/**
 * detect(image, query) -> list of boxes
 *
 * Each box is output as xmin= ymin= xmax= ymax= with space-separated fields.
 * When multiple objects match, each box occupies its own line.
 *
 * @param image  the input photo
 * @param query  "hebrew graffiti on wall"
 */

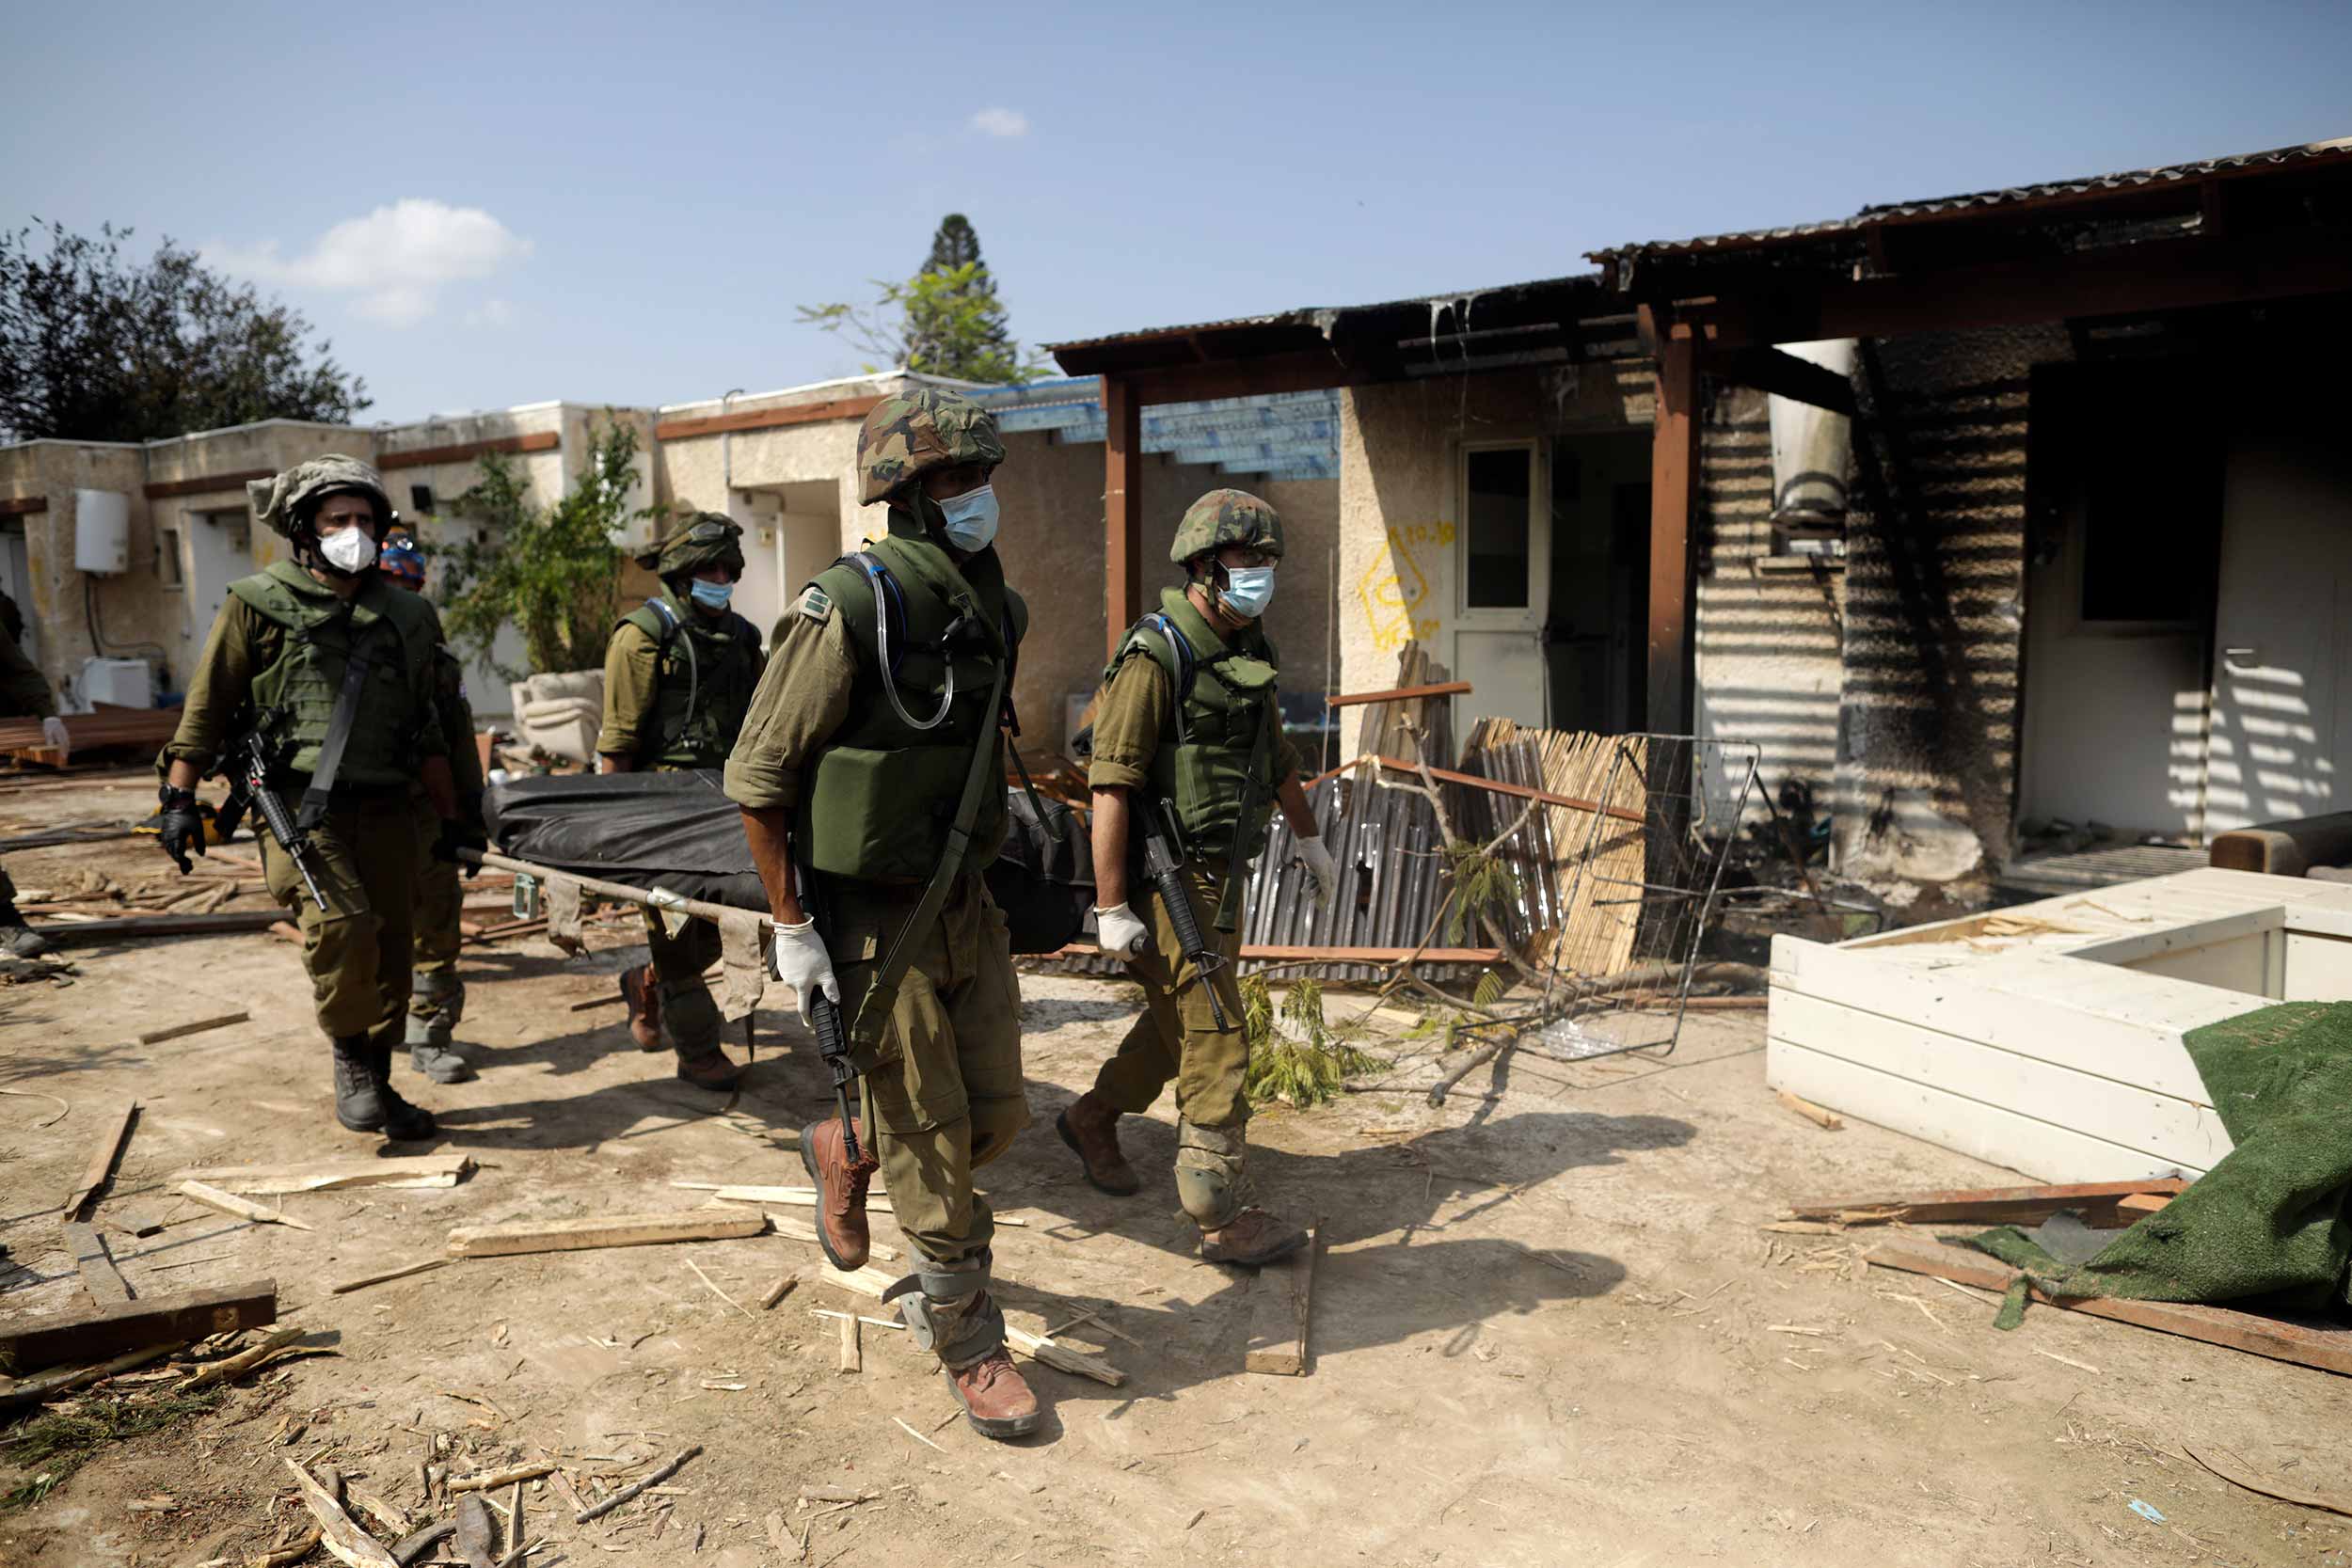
xmin=1356 ymin=523 xmax=1451 ymax=653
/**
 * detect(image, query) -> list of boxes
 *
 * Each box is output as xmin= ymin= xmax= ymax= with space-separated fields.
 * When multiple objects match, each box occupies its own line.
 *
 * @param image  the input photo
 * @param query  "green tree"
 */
xmin=797 ymin=213 xmax=1047 ymax=384
xmin=0 ymin=221 xmax=367 ymax=442
xmin=434 ymin=417 xmax=647 ymax=680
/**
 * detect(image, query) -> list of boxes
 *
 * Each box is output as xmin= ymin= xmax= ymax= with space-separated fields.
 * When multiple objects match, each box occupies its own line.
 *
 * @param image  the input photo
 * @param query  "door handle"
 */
xmin=2222 ymin=646 xmax=2260 ymax=673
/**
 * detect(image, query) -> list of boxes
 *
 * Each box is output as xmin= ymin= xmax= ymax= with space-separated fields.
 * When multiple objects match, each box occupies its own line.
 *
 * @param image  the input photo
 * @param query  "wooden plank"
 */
xmin=63 ymin=1099 xmax=139 ymax=1222
xmin=1243 ymin=1225 xmax=1318 ymax=1376
xmin=1767 ymin=1037 xmax=2209 ymax=1184
xmin=445 ymin=1212 xmax=766 ymax=1258
xmin=1326 ymin=681 xmax=1473 ymax=709
xmin=837 ymin=1312 xmax=861 ymax=1373
xmin=1776 ymin=1090 xmax=1844 ymax=1131
xmin=0 ymin=1278 xmax=277 ymax=1374
xmin=1364 ymin=755 xmax=1645 ymax=826
xmin=1867 ymin=1238 xmax=2352 ymax=1378
xmin=1788 ymin=1177 xmax=2192 ymax=1227
xmin=0 ymin=495 xmax=47 ymax=516
xmin=0 ymin=1339 xmax=182 ymax=1412
xmin=1103 ymin=374 xmax=1143 ymax=661
xmin=136 ymin=1011 xmax=249 ymax=1046
xmin=182 ymin=1153 xmax=472 ymax=1196
xmin=330 ymin=1258 xmax=448 ymax=1295
xmin=1768 ymin=989 xmax=2232 ymax=1169
xmin=178 ymin=1180 xmax=315 ymax=1230
xmin=142 ymin=467 xmax=275 ymax=501
xmin=2116 ymin=1192 xmax=2173 ymax=1220
xmin=63 ymin=1221 xmax=131 ymax=1305
xmin=1005 ymin=1325 xmax=1127 ymax=1387
xmin=1710 ymin=345 xmax=1855 ymax=415
xmin=283 ymin=1457 xmax=403 ymax=1567
xmin=653 ymin=395 xmax=882 ymax=443
xmin=1645 ymin=310 xmax=1699 ymax=736
xmin=375 ymin=430 xmax=561 ymax=470
xmin=38 ymin=911 xmax=284 ymax=944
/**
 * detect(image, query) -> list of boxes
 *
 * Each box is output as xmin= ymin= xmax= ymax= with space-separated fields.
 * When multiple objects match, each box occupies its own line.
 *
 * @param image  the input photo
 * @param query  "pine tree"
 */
xmin=797 ymin=213 xmax=1046 ymax=385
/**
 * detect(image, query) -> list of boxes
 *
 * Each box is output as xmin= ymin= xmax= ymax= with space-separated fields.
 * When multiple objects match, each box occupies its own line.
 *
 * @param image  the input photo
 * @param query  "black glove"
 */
xmin=434 ymin=813 xmax=488 ymax=878
xmin=157 ymin=785 xmax=207 ymax=874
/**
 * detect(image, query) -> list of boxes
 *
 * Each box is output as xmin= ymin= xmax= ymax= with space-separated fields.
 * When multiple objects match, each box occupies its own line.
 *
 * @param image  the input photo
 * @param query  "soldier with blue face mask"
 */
xmin=1062 ymin=488 xmax=1339 ymax=1267
xmin=596 ymin=511 xmax=764 ymax=1089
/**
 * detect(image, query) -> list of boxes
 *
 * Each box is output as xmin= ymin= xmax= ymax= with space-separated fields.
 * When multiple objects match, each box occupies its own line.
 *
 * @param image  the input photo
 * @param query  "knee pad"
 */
xmin=883 ymin=1252 xmax=1003 ymax=1366
xmin=1173 ymin=1117 xmax=1251 ymax=1229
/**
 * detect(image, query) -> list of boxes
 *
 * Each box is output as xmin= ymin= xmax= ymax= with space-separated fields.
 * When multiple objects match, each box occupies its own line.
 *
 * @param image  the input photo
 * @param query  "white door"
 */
xmin=1454 ymin=442 xmax=1549 ymax=730
xmin=2203 ymin=411 xmax=2352 ymax=834
xmin=183 ymin=508 xmax=250 ymax=643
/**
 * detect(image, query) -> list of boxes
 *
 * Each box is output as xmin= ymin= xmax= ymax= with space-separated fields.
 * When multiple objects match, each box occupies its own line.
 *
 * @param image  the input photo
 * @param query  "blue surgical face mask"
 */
xmin=1219 ymin=565 xmax=1276 ymax=620
xmin=689 ymin=578 xmax=735 ymax=610
xmin=936 ymin=484 xmax=1000 ymax=552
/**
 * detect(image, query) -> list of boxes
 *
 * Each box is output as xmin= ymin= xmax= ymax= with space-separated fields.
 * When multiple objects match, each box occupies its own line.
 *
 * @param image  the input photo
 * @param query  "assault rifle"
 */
xmin=214 ymin=724 xmax=333 ymax=914
xmin=797 ymin=864 xmax=864 ymax=1165
xmin=1140 ymin=797 xmax=1229 ymax=1031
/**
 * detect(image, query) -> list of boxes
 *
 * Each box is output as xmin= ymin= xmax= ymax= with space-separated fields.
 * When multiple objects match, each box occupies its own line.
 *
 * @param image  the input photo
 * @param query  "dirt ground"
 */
xmin=2 ymin=768 xmax=2346 ymax=1568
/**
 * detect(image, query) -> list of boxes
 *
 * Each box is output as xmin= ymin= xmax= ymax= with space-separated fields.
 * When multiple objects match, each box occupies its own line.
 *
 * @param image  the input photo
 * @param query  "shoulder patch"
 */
xmin=796 ymin=584 xmax=833 ymax=622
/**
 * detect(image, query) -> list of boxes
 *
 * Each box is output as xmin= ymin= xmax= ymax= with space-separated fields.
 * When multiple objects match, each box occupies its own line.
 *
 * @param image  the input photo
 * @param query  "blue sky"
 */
xmin=8 ymin=1 xmax=2347 ymax=423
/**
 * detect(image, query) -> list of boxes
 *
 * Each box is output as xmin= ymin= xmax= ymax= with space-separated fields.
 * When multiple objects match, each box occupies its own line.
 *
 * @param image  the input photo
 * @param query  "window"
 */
xmin=156 ymin=527 xmax=183 ymax=588
xmin=1463 ymin=446 xmax=1534 ymax=609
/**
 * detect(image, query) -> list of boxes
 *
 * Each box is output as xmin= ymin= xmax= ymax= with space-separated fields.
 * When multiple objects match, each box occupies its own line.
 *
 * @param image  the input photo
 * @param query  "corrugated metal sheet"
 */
xmin=964 ymin=382 xmax=1343 ymax=478
xmin=1590 ymin=137 xmax=2352 ymax=264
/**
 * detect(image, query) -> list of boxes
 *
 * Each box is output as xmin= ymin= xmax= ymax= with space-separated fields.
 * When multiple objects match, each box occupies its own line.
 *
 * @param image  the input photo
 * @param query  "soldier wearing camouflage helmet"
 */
xmin=155 ymin=454 xmax=466 ymax=1143
xmin=725 ymin=386 xmax=1043 ymax=1439
xmin=597 ymin=509 xmax=765 ymax=1090
xmin=1060 ymin=488 xmax=1338 ymax=1267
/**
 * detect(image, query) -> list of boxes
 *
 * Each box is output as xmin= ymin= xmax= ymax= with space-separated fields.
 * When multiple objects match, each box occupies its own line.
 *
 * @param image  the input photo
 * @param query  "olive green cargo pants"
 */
xmin=1093 ymin=862 xmax=1250 ymax=1130
xmin=828 ymin=874 xmax=1027 ymax=1268
xmin=406 ymin=793 xmax=464 ymax=1027
xmin=260 ymin=790 xmax=415 ymax=1044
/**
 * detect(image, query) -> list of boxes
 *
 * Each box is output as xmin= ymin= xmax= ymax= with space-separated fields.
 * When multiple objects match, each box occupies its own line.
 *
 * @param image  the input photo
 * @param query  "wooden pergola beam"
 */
xmin=1103 ymin=374 xmax=1144 ymax=658
xmin=1711 ymin=345 xmax=1855 ymax=416
xmin=1644 ymin=308 xmax=1701 ymax=735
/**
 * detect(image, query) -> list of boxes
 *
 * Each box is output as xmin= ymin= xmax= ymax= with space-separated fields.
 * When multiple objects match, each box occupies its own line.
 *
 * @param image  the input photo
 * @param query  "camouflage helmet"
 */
xmin=636 ymin=511 xmax=745 ymax=578
xmin=1169 ymin=488 xmax=1284 ymax=568
xmin=856 ymin=388 xmax=1005 ymax=506
xmin=246 ymin=454 xmax=391 ymax=540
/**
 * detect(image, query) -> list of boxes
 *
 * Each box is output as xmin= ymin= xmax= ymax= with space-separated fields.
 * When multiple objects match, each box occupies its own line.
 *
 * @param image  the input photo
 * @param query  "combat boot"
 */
xmin=674 ymin=1046 xmax=743 ymax=1091
xmin=331 ymin=1037 xmax=387 ymax=1132
xmin=365 ymin=1043 xmax=437 ymax=1141
xmin=405 ymin=984 xmax=476 ymax=1085
xmin=617 ymin=962 xmax=661 ymax=1051
xmin=1200 ymin=1206 xmax=1308 ymax=1267
xmin=1056 ymin=1092 xmax=1140 ymax=1196
xmin=799 ymin=1116 xmax=878 ymax=1270
xmin=944 ymin=1348 xmax=1042 ymax=1440
xmin=0 ymin=916 xmax=52 ymax=959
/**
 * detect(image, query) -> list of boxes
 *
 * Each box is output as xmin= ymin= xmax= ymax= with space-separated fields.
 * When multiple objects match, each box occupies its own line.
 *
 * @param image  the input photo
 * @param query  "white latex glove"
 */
xmin=1094 ymin=901 xmax=1148 ymax=957
xmin=40 ymin=717 xmax=68 ymax=755
xmin=767 ymin=916 xmax=840 ymax=1027
xmin=1298 ymin=835 xmax=1340 ymax=909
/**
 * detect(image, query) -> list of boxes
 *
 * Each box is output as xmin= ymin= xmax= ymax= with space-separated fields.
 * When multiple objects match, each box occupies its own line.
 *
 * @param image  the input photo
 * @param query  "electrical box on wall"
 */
xmin=74 ymin=490 xmax=133 ymax=574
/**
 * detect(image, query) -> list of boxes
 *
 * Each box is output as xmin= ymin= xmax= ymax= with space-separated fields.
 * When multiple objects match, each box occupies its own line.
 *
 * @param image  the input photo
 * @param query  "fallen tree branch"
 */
xmin=573 ymin=1445 xmax=701 ymax=1523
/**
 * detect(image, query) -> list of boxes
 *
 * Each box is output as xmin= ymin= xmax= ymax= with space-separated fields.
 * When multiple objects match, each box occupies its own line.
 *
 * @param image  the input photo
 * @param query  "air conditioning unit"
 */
xmin=81 ymin=656 xmax=153 ymax=708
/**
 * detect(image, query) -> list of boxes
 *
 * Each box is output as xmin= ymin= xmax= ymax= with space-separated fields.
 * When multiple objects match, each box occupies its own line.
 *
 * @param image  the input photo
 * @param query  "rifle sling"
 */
xmin=845 ymin=655 xmax=1011 ymax=1063
xmin=295 ymin=618 xmax=389 ymax=831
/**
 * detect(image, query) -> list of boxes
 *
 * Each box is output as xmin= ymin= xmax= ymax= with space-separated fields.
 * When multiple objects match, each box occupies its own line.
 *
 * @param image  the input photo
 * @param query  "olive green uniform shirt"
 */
xmin=164 ymin=593 xmax=449 ymax=773
xmin=720 ymin=608 xmax=860 ymax=812
xmin=594 ymin=617 xmax=664 ymax=762
xmin=1085 ymin=641 xmax=1304 ymax=796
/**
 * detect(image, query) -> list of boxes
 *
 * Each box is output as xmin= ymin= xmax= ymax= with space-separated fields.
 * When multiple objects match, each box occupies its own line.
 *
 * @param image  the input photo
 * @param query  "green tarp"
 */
xmin=1970 ymin=1001 xmax=2352 ymax=1324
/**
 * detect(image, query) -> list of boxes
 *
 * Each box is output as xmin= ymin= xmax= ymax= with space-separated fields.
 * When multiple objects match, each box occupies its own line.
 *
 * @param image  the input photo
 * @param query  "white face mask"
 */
xmin=936 ymin=484 xmax=1000 ymax=553
xmin=318 ymin=526 xmax=378 ymax=574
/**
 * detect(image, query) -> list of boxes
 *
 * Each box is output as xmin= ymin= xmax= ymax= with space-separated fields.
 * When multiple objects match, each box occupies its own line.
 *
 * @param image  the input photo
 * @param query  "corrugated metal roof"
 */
xmin=1042 ymin=309 xmax=1320 ymax=356
xmin=1589 ymin=136 xmax=2352 ymax=263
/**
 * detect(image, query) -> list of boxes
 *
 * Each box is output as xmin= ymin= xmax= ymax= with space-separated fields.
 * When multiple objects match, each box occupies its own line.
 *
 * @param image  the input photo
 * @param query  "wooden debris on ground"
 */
xmin=838 ymin=1312 xmax=862 ymax=1373
xmin=63 ymin=1097 xmax=139 ymax=1221
xmin=573 ymin=1445 xmax=701 ymax=1523
xmin=448 ymin=1460 xmax=558 ymax=1494
xmin=183 ymin=1325 xmax=306 ymax=1388
xmin=63 ymin=1219 xmax=131 ymax=1304
xmin=1244 ymin=1225 xmax=1319 ymax=1376
xmin=446 ymin=1211 xmax=766 ymax=1258
xmin=1776 ymin=1090 xmax=1844 ymax=1131
xmin=1867 ymin=1238 xmax=2352 ymax=1376
xmin=37 ymin=910 xmax=286 ymax=944
xmin=0 ymin=1277 xmax=276 ymax=1373
xmin=136 ymin=1010 xmax=249 ymax=1046
xmin=181 ymin=1153 xmax=473 ymax=1196
xmin=0 ymin=1339 xmax=183 ymax=1412
xmin=282 ymin=1457 xmax=402 ymax=1567
xmin=2185 ymin=1445 xmax=2352 ymax=1518
xmin=1005 ymin=1326 xmax=1127 ymax=1387
xmin=759 ymin=1211 xmax=899 ymax=1262
xmin=760 ymin=1271 xmax=802 ymax=1310
xmin=330 ymin=1258 xmax=450 ymax=1294
xmin=1785 ymin=1177 xmax=2192 ymax=1230
xmin=179 ymin=1180 xmax=316 ymax=1231
xmin=110 ymin=1210 xmax=166 ymax=1238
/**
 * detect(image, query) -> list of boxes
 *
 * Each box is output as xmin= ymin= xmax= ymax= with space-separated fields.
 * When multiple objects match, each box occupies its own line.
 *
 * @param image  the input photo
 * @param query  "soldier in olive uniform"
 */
xmin=1060 ymin=490 xmax=1340 ymax=1266
xmin=727 ymin=388 xmax=1041 ymax=1439
xmin=155 ymin=456 xmax=468 ymax=1141
xmin=597 ymin=513 xmax=763 ymax=1090
xmin=380 ymin=529 xmax=484 ymax=1084
xmin=0 ymin=590 xmax=60 ymax=958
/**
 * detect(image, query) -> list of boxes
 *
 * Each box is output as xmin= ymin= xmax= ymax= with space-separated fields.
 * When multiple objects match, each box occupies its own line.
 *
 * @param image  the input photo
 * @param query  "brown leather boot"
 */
xmin=618 ymin=963 xmax=661 ymax=1052
xmin=944 ymin=1347 xmax=1042 ymax=1440
xmin=1056 ymin=1092 xmax=1140 ymax=1196
xmin=1200 ymin=1206 xmax=1308 ymax=1267
xmin=800 ymin=1117 xmax=878 ymax=1270
xmin=675 ymin=1046 xmax=743 ymax=1091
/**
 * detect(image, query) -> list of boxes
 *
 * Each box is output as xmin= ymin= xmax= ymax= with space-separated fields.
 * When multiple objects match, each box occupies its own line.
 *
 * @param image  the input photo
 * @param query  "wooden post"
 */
xmin=1104 ymin=373 xmax=1144 ymax=658
xmin=1645 ymin=312 xmax=1700 ymax=735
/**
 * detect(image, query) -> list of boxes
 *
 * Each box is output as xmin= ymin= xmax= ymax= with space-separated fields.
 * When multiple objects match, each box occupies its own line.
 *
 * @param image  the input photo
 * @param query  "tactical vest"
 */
xmin=1109 ymin=587 xmax=1282 ymax=868
xmin=227 ymin=562 xmax=437 ymax=785
xmin=799 ymin=524 xmax=1026 ymax=883
xmin=617 ymin=589 xmax=763 ymax=770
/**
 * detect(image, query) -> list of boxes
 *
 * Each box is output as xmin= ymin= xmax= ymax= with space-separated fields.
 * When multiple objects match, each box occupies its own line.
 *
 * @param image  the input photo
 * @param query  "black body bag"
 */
xmin=987 ymin=785 xmax=1093 ymax=954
